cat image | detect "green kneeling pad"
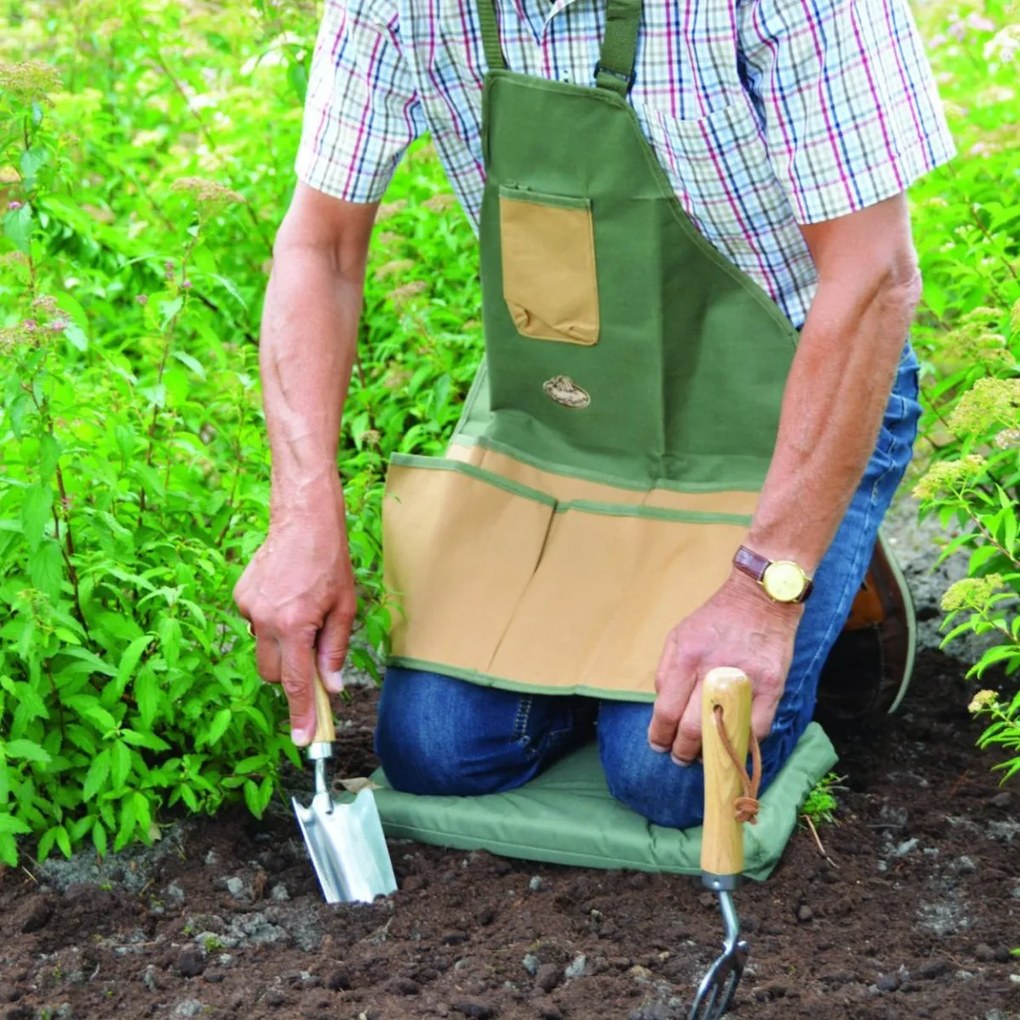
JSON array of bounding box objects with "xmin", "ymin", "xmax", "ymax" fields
[{"xmin": 363, "ymin": 722, "xmax": 836, "ymax": 881}]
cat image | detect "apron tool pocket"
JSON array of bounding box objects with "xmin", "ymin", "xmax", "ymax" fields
[
  {"xmin": 382, "ymin": 454, "xmax": 556, "ymax": 672},
  {"xmin": 498, "ymin": 186, "xmax": 599, "ymax": 346}
]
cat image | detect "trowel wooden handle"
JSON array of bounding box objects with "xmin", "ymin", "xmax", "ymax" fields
[
  {"xmin": 310, "ymin": 670, "xmax": 336, "ymax": 744},
  {"xmin": 700, "ymin": 667, "xmax": 752, "ymax": 879}
]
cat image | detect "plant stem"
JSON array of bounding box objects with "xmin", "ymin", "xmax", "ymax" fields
[{"xmin": 138, "ymin": 236, "xmax": 198, "ymax": 521}]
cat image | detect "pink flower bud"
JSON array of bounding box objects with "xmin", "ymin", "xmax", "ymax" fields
[
  {"xmin": 7, "ymin": 200, "xmax": 23, "ymax": 211},
  {"xmin": 182, "ymin": 280, "xmax": 192, "ymax": 290},
  {"xmin": 136, "ymin": 294, "xmax": 149, "ymax": 305}
]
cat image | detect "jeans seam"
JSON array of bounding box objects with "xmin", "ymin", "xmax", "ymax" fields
[{"xmin": 513, "ymin": 695, "xmax": 536, "ymax": 754}]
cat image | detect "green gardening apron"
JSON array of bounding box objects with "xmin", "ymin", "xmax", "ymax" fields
[{"xmin": 383, "ymin": 0, "xmax": 799, "ymax": 700}]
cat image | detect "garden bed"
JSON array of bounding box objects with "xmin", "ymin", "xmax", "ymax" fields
[{"xmin": 1, "ymin": 644, "xmax": 1018, "ymax": 1020}]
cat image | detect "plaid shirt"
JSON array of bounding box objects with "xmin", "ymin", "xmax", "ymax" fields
[{"xmin": 296, "ymin": 0, "xmax": 954, "ymax": 327}]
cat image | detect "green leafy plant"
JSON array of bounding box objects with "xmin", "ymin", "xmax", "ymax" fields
[
  {"xmin": 800, "ymin": 772, "xmax": 844, "ymax": 827},
  {"xmin": 799, "ymin": 772, "xmax": 844, "ymax": 866},
  {"xmin": 910, "ymin": 0, "xmax": 1020, "ymax": 782},
  {"xmin": 967, "ymin": 688, "xmax": 1020, "ymax": 782},
  {"xmin": 0, "ymin": 0, "xmax": 482, "ymax": 865},
  {"xmin": 0, "ymin": 52, "xmax": 296, "ymax": 865}
]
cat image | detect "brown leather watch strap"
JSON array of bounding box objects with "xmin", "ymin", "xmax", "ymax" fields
[{"xmin": 732, "ymin": 545, "xmax": 770, "ymax": 583}]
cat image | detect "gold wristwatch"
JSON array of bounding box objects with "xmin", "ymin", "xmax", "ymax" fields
[{"xmin": 733, "ymin": 545, "xmax": 814, "ymax": 604}]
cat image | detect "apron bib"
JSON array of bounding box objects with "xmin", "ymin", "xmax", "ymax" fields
[{"xmin": 383, "ymin": 0, "xmax": 799, "ymax": 700}]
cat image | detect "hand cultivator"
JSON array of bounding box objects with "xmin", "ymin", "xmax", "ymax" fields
[
  {"xmin": 688, "ymin": 667, "xmax": 759, "ymax": 1019},
  {"xmin": 291, "ymin": 672, "xmax": 397, "ymax": 904}
]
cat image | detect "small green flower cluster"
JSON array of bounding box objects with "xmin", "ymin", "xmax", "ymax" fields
[
  {"xmin": 169, "ymin": 176, "xmax": 246, "ymax": 207},
  {"xmin": 911, "ymin": 454, "xmax": 988, "ymax": 501},
  {"xmin": 940, "ymin": 574, "xmax": 1006, "ymax": 613},
  {"xmin": 0, "ymin": 59, "xmax": 62, "ymax": 104},
  {"xmin": 946, "ymin": 377, "xmax": 1020, "ymax": 435},
  {"xmin": 968, "ymin": 688, "xmax": 999, "ymax": 715}
]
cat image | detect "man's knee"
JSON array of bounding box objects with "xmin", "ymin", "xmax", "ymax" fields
[
  {"xmin": 599, "ymin": 726, "xmax": 705, "ymax": 829},
  {"xmin": 374, "ymin": 667, "xmax": 538, "ymax": 797},
  {"xmin": 374, "ymin": 672, "xmax": 477, "ymax": 795}
]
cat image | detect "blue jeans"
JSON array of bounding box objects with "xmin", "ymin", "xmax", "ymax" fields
[{"xmin": 376, "ymin": 348, "xmax": 921, "ymax": 827}]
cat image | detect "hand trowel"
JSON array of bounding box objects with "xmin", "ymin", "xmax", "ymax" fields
[{"xmin": 291, "ymin": 672, "xmax": 397, "ymax": 903}]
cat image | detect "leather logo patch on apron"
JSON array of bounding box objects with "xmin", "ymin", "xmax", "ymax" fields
[{"xmin": 543, "ymin": 375, "xmax": 590, "ymax": 408}]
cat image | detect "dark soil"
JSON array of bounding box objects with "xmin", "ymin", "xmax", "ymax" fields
[{"xmin": 1, "ymin": 650, "xmax": 1018, "ymax": 1020}]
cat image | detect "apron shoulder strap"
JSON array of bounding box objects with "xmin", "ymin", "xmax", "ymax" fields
[
  {"xmin": 475, "ymin": 0, "xmax": 640, "ymax": 95},
  {"xmin": 595, "ymin": 0, "xmax": 641, "ymax": 97},
  {"xmin": 475, "ymin": 0, "xmax": 508, "ymax": 71}
]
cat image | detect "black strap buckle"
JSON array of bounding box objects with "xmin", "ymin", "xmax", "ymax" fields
[{"xmin": 593, "ymin": 61, "xmax": 636, "ymax": 90}]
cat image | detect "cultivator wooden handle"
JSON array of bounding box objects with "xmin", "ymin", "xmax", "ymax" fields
[
  {"xmin": 700, "ymin": 667, "xmax": 752, "ymax": 881},
  {"xmin": 688, "ymin": 667, "xmax": 754, "ymax": 1020}
]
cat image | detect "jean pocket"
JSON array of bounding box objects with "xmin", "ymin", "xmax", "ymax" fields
[
  {"xmin": 875, "ymin": 360, "xmax": 921, "ymax": 461},
  {"xmin": 499, "ymin": 186, "xmax": 599, "ymax": 345}
]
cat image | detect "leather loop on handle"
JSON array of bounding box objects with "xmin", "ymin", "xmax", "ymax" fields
[
  {"xmin": 311, "ymin": 670, "xmax": 337, "ymax": 745},
  {"xmin": 700, "ymin": 667, "xmax": 753, "ymax": 878}
]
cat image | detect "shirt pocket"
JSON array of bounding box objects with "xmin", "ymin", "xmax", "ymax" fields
[
  {"xmin": 498, "ymin": 186, "xmax": 600, "ymax": 346},
  {"xmin": 644, "ymin": 95, "xmax": 795, "ymax": 254}
]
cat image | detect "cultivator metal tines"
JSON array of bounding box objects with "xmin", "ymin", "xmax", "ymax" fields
[{"xmin": 688, "ymin": 667, "xmax": 759, "ymax": 1020}]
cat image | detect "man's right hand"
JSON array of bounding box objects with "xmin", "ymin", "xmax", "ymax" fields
[{"xmin": 234, "ymin": 488, "xmax": 355, "ymax": 746}]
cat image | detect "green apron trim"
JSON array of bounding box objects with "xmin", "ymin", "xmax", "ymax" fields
[
  {"xmin": 356, "ymin": 723, "xmax": 837, "ymax": 878},
  {"xmin": 390, "ymin": 452, "xmax": 557, "ymax": 508},
  {"xmin": 390, "ymin": 453, "xmax": 752, "ymax": 526},
  {"xmin": 454, "ymin": 428, "xmax": 776, "ymax": 496},
  {"xmin": 498, "ymin": 185, "xmax": 593, "ymax": 211},
  {"xmin": 557, "ymin": 499, "xmax": 750, "ymax": 527},
  {"xmin": 385, "ymin": 655, "xmax": 659, "ymax": 703}
]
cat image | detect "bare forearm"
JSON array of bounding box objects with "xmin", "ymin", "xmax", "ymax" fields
[
  {"xmin": 259, "ymin": 188, "xmax": 377, "ymax": 518},
  {"xmin": 744, "ymin": 196, "xmax": 922, "ymax": 574},
  {"xmin": 745, "ymin": 268, "xmax": 920, "ymax": 570},
  {"xmin": 260, "ymin": 245, "xmax": 362, "ymax": 513}
]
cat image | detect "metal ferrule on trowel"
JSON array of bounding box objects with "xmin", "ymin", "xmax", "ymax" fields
[{"xmin": 291, "ymin": 675, "xmax": 397, "ymax": 905}]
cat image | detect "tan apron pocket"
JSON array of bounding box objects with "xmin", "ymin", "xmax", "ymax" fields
[
  {"xmin": 489, "ymin": 504, "xmax": 745, "ymax": 696},
  {"xmin": 383, "ymin": 455, "xmax": 556, "ymax": 671},
  {"xmin": 499, "ymin": 187, "xmax": 599, "ymax": 345}
]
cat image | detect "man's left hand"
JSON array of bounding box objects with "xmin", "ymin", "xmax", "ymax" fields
[{"xmin": 647, "ymin": 574, "xmax": 804, "ymax": 765}]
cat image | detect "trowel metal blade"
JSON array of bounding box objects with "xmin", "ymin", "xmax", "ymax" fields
[{"xmin": 292, "ymin": 786, "xmax": 397, "ymax": 904}]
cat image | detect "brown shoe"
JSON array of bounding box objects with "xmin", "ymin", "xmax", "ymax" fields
[{"xmin": 814, "ymin": 530, "xmax": 917, "ymax": 724}]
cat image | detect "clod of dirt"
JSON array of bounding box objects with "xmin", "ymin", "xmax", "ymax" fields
[
  {"xmin": 451, "ymin": 997, "xmax": 495, "ymax": 1018},
  {"xmin": 383, "ymin": 976, "xmax": 420, "ymax": 996},
  {"xmin": 875, "ymin": 972, "xmax": 900, "ymax": 992},
  {"xmin": 17, "ymin": 894, "xmax": 53, "ymax": 934},
  {"xmin": 176, "ymin": 947, "xmax": 206, "ymax": 977},
  {"xmin": 534, "ymin": 962, "xmax": 562, "ymax": 992}
]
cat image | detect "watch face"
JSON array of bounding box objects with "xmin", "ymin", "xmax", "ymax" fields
[{"xmin": 762, "ymin": 560, "xmax": 807, "ymax": 602}]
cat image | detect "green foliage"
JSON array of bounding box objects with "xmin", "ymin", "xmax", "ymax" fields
[
  {"xmin": 800, "ymin": 772, "xmax": 843, "ymax": 826},
  {"xmin": 910, "ymin": 0, "xmax": 1020, "ymax": 781},
  {"xmin": 0, "ymin": 0, "xmax": 480, "ymax": 865}
]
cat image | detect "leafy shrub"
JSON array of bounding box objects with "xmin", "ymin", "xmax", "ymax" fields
[
  {"xmin": 0, "ymin": 0, "xmax": 480, "ymax": 865},
  {"xmin": 910, "ymin": 0, "xmax": 1020, "ymax": 780}
]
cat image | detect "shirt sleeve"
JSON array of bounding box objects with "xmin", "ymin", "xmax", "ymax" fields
[
  {"xmin": 737, "ymin": 0, "xmax": 956, "ymax": 224},
  {"xmin": 295, "ymin": 0, "xmax": 426, "ymax": 203}
]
